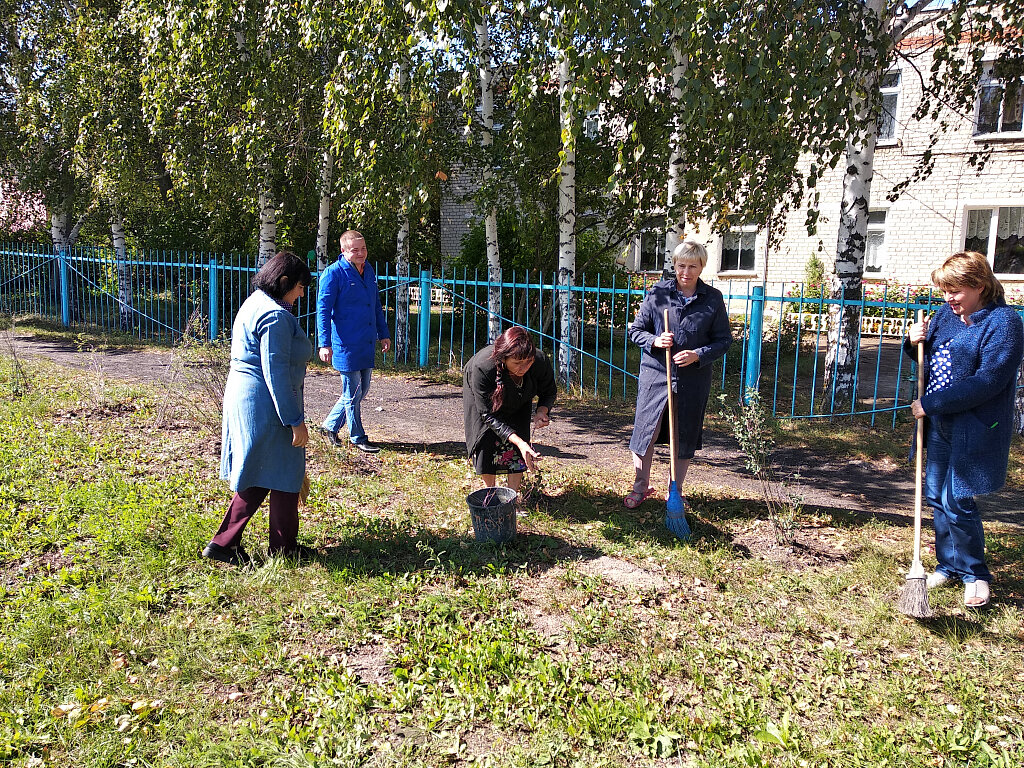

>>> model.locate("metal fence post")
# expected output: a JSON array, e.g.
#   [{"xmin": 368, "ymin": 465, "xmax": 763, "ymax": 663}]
[
  {"xmin": 208, "ymin": 256, "xmax": 219, "ymax": 341},
  {"xmin": 58, "ymin": 248, "xmax": 71, "ymax": 327},
  {"xmin": 743, "ymin": 284, "xmax": 764, "ymax": 403},
  {"xmin": 418, "ymin": 268, "xmax": 431, "ymax": 367}
]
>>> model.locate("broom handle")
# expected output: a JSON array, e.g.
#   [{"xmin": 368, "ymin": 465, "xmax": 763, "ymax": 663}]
[
  {"xmin": 664, "ymin": 308, "xmax": 677, "ymax": 483},
  {"xmin": 913, "ymin": 310, "xmax": 925, "ymax": 565}
]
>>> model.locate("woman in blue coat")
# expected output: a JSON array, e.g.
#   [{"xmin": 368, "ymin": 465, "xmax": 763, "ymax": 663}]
[
  {"xmin": 202, "ymin": 251, "xmax": 314, "ymax": 565},
  {"xmin": 906, "ymin": 251, "xmax": 1024, "ymax": 608},
  {"xmin": 625, "ymin": 240, "xmax": 733, "ymax": 508}
]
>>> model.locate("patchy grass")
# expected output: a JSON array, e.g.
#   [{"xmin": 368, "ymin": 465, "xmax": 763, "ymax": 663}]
[{"xmin": 2, "ymin": 353, "xmax": 1024, "ymax": 767}]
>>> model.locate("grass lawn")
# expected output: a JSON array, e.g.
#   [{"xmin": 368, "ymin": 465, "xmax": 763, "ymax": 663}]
[{"xmin": 1, "ymin": 352, "xmax": 1023, "ymax": 767}]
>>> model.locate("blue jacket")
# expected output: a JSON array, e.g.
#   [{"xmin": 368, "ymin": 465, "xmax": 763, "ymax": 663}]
[
  {"xmin": 221, "ymin": 290, "xmax": 311, "ymax": 493},
  {"xmin": 905, "ymin": 301, "xmax": 1024, "ymax": 499},
  {"xmin": 316, "ymin": 257, "xmax": 390, "ymax": 372},
  {"xmin": 627, "ymin": 278, "xmax": 733, "ymax": 458}
]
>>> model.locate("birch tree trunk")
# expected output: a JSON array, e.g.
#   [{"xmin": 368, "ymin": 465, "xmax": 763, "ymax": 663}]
[
  {"xmin": 825, "ymin": 0, "xmax": 887, "ymax": 409},
  {"xmin": 110, "ymin": 207, "xmax": 134, "ymax": 331},
  {"xmin": 315, "ymin": 149, "xmax": 334, "ymax": 272},
  {"xmin": 257, "ymin": 175, "xmax": 277, "ymax": 268},
  {"xmin": 663, "ymin": 36, "xmax": 688, "ymax": 272},
  {"xmin": 396, "ymin": 195, "xmax": 411, "ymax": 362},
  {"xmin": 557, "ymin": 53, "xmax": 578, "ymax": 387},
  {"xmin": 476, "ymin": 17, "xmax": 502, "ymax": 343},
  {"xmin": 1015, "ymin": 361, "xmax": 1024, "ymax": 435},
  {"xmin": 394, "ymin": 60, "xmax": 411, "ymax": 362},
  {"xmin": 50, "ymin": 206, "xmax": 89, "ymax": 322}
]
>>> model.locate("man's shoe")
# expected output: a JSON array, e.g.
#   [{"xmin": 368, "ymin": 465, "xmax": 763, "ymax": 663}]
[
  {"xmin": 201, "ymin": 541, "xmax": 251, "ymax": 567},
  {"xmin": 354, "ymin": 440, "xmax": 380, "ymax": 453},
  {"xmin": 320, "ymin": 428, "xmax": 344, "ymax": 448}
]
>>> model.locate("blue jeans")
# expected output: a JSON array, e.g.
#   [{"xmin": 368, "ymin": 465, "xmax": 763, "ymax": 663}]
[
  {"xmin": 323, "ymin": 368, "xmax": 373, "ymax": 444},
  {"xmin": 924, "ymin": 419, "xmax": 992, "ymax": 584}
]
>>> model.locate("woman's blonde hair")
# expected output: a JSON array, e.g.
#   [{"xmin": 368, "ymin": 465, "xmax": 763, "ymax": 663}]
[
  {"xmin": 672, "ymin": 239, "xmax": 708, "ymax": 268},
  {"xmin": 931, "ymin": 251, "xmax": 1004, "ymax": 305}
]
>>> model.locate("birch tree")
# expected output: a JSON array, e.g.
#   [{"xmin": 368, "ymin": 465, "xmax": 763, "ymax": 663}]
[
  {"xmin": 824, "ymin": 1, "xmax": 1016, "ymax": 407},
  {"xmin": 476, "ymin": 14, "xmax": 503, "ymax": 342}
]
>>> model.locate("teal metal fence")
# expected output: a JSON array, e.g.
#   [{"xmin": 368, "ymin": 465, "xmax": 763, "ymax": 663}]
[{"xmin": 5, "ymin": 242, "xmax": 1013, "ymax": 428}]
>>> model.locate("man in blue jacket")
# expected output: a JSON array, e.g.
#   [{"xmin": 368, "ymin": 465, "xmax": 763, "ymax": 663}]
[{"xmin": 316, "ymin": 230, "xmax": 391, "ymax": 452}]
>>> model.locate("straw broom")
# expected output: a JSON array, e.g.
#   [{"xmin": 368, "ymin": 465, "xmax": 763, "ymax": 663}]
[{"xmin": 897, "ymin": 311, "xmax": 932, "ymax": 618}]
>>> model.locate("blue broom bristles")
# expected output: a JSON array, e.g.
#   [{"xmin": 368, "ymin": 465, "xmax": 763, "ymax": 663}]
[{"xmin": 664, "ymin": 480, "xmax": 691, "ymax": 541}]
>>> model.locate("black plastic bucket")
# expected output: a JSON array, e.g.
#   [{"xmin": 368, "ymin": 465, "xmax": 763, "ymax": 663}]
[{"xmin": 466, "ymin": 486, "xmax": 518, "ymax": 544}]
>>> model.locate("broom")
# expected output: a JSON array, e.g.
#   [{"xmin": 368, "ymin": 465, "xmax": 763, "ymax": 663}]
[
  {"xmin": 897, "ymin": 310, "xmax": 932, "ymax": 618},
  {"xmin": 663, "ymin": 309, "xmax": 691, "ymax": 541}
]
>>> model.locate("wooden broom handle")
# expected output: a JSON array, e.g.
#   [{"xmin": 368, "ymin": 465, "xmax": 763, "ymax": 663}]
[
  {"xmin": 664, "ymin": 308, "xmax": 677, "ymax": 483},
  {"xmin": 913, "ymin": 310, "xmax": 925, "ymax": 563}
]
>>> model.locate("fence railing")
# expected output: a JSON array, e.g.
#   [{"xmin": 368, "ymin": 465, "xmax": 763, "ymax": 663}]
[{"xmin": 5, "ymin": 242, "xmax": 1016, "ymax": 429}]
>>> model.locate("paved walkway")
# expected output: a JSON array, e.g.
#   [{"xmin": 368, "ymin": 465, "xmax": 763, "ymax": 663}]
[{"xmin": 7, "ymin": 332, "xmax": 1023, "ymax": 526}]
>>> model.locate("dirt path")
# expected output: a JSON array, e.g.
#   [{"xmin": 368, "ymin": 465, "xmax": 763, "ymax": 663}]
[{"xmin": 8, "ymin": 332, "xmax": 1023, "ymax": 526}]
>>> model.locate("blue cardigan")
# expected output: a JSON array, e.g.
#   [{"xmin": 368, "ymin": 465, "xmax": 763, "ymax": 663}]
[
  {"xmin": 905, "ymin": 301, "xmax": 1024, "ymax": 499},
  {"xmin": 315, "ymin": 257, "xmax": 390, "ymax": 372}
]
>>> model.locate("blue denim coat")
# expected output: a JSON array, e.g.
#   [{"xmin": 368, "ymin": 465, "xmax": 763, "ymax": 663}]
[
  {"xmin": 905, "ymin": 301, "xmax": 1024, "ymax": 499},
  {"xmin": 316, "ymin": 257, "xmax": 390, "ymax": 372},
  {"xmin": 220, "ymin": 290, "xmax": 311, "ymax": 493}
]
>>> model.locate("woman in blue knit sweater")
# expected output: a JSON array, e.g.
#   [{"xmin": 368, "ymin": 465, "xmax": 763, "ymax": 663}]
[{"xmin": 906, "ymin": 251, "xmax": 1023, "ymax": 608}]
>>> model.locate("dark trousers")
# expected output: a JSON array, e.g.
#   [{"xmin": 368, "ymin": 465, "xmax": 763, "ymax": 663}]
[{"xmin": 212, "ymin": 486, "xmax": 299, "ymax": 554}]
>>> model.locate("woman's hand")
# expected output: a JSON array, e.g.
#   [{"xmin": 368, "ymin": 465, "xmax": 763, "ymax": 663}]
[
  {"xmin": 291, "ymin": 423, "xmax": 309, "ymax": 447},
  {"xmin": 672, "ymin": 349, "xmax": 699, "ymax": 367},
  {"xmin": 533, "ymin": 406, "xmax": 551, "ymax": 430},
  {"xmin": 511, "ymin": 435, "xmax": 541, "ymax": 471},
  {"xmin": 911, "ymin": 399, "xmax": 927, "ymax": 420},
  {"xmin": 908, "ymin": 319, "xmax": 928, "ymax": 345},
  {"xmin": 653, "ymin": 330, "xmax": 675, "ymax": 349}
]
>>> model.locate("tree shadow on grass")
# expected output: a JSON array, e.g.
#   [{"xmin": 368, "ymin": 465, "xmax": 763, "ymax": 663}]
[{"xmin": 319, "ymin": 521, "xmax": 604, "ymax": 581}]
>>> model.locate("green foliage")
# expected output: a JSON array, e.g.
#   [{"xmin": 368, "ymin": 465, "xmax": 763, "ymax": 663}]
[
  {"xmin": 719, "ymin": 389, "xmax": 802, "ymax": 545},
  {"xmin": 1, "ymin": 355, "xmax": 1024, "ymax": 766}
]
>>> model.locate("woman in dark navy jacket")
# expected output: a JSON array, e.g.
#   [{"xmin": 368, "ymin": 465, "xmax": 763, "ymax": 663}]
[
  {"xmin": 625, "ymin": 240, "xmax": 732, "ymax": 508},
  {"xmin": 906, "ymin": 251, "xmax": 1024, "ymax": 608}
]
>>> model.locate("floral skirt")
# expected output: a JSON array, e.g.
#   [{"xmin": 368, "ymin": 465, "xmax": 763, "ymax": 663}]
[{"xmin": 471, "ymin": 432, "xmax": 528, "ymax": 475}]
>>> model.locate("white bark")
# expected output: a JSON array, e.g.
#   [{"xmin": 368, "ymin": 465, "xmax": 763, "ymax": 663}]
[
  {"xmin": 396, "ymin": 195, "xmax": 411, "ymax": 360},
  {"xmin": 394, "ymin": 60, "xmax": 411, "ymax": 361},
  {"xmin": 257, "ymin": 174, "xmax": 277, "ymax": 268},
  {"xmin": 663, "ymin": 37, "xmax": 688, "ymax": 271},
  {"xmin": 557, "ymin": 53, "xmax": 578, "ymax": 386},
  {"xmin": 315, "ymin": 149, "xmax": 334, "ymax": 272},
  {"xmin": 50, "ymin": 205, "xmax": 90, "ymax": 322},
  {"xmin": 110, "ymin": 207, "xmax": 134, "ymax": 331},
  {"xmin": 1015, "ymin": 361, "xmax": 1024, "ymax": 435},
  {"xmin": 825, "ymin": 0, "xmax": 887, "ymax": 408},
  {"xmin": 477, "ymin": 17, "xmax": 502, "ymax": 343}
]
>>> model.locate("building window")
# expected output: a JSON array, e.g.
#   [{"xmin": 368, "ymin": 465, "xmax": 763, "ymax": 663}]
[
  {"xmin": 865, "ymin": 210, "xmax": 887, "ymax": 274},
  {"xmin": 964, "ymin": 206, "xmax": 1024, "ymax": 274},
  {"xmin": 637, "ymin": 228, "xmax": 664, "ymax": 272},
  {"xmin": 721, "ymin": 224, "xmax": 756, "ymax": 272},
  {"xmin": 878, "ymin": 71, "xmax": 900, "ymax": 140},
  {"xmin": 975, "ymin": 75, "xmax": 1023, "ymax": 135}
]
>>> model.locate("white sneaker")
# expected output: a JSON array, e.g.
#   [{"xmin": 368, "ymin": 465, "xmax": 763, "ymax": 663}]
[{"xmin": 926, "ymin": 571, "xmax": 951, "ymax": 589}]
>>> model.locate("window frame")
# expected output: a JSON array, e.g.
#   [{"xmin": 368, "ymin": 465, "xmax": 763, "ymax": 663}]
[
  {"xmin": 864, "ymin": 209, "xmax": 888, "ymax": 275},
  {"xmin": 877, "ymin": 70, "xmax": 901, "ymax": 144},
  {"xmin": 961, "ymin": 203, "xmax": 1024, "ymax": 278},
  {"xmin": 719, "ymin": 223, "xmax": 759, "ymax": 275},
  {"xmin": 973, "ymin": 68, "xmax": 1024, "ymax": 139}
]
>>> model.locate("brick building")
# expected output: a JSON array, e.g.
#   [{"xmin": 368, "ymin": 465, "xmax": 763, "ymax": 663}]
[{"xmin": 624, "ymin": 42, "xmax": 1024, "ymax": 290}]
